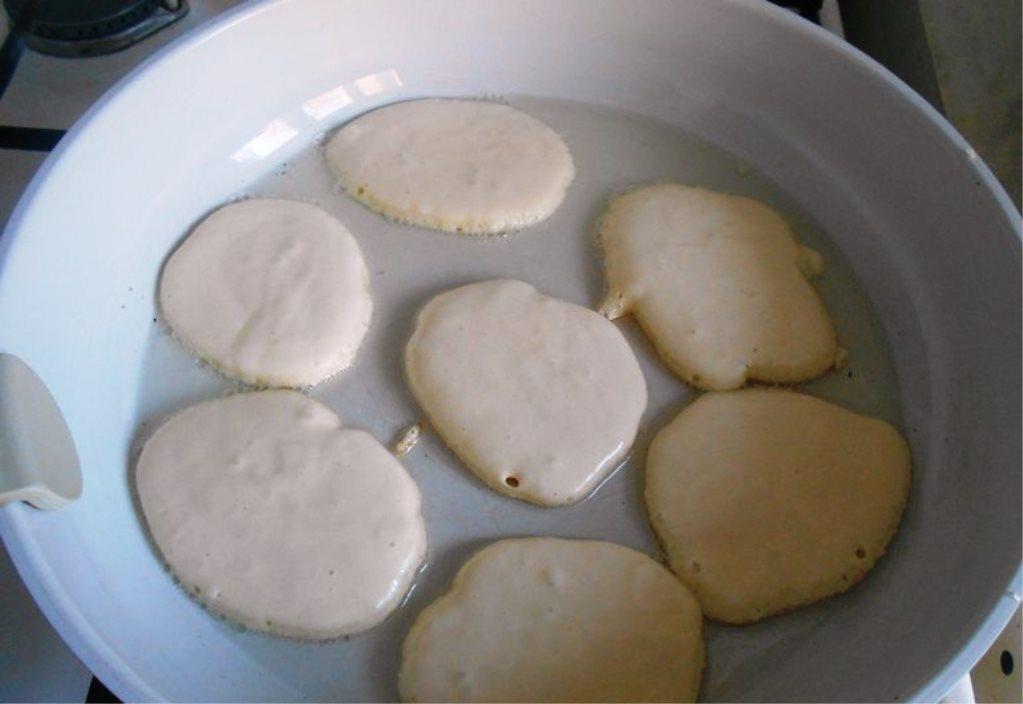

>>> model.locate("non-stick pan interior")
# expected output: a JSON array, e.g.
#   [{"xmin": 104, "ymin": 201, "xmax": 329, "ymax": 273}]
[{"xmin": 0, "ymin": 1, "xmax": 1018, "ymax": 701}]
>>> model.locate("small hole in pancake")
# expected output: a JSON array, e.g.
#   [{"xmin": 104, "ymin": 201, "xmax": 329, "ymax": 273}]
[
  {"xmin": 1001, "ymin": 650, "xmax": 1014, "ymax": 675},
  {"xmin": 690, "ymin": 374, "xmax": 702, "ymax": 384},
  {"xmin": 855, "ymin": 548, "xmax": 866, "ymax": 559},
  {"xmin": 356, "ymin": 186, "xmax": 366, "ymax": 195},
  {"xmin": 690, "ymin": 561, "xmax": 701, "ymax": 573},
  {"xmin": 505, "ymin": 476, "xmax": 520, "ymax": 488}
]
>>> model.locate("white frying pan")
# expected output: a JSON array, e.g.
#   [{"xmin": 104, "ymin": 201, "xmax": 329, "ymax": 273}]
[{"xmin": 0, "ymin": 1, "xmax": 1019, "ymax": 700}]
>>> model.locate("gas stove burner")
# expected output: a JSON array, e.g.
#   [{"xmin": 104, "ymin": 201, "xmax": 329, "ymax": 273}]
[{"xmin": 3, "ymin": 0, "xmax": 189, "ymax": 58}]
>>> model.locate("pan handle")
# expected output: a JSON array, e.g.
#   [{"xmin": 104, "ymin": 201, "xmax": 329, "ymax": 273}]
[{"xmin": 0, "ymin": 353, "xmax": 81, "ymax": 509}]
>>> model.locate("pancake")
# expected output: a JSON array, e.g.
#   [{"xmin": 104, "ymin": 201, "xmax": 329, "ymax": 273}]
[
  {"xmin": 600, "ymin": 184, "xmax": 837, "ymax": 390},
  {"xmin": 159, "ymin": 198, "xmax": 371, "ymax": 387},
  {"xmin": 136, "ymin": 391, "xmax": 426, "ymax": 639},
  {"xmin": 399, "ymin": 538, "xmax": 704, "ymax": 702},
  {"xmin": 326, "ymin": 99, "xmax": 574, "ymax": 234},
  {"xmin": 646, "ymin": 388, "xmax": 910, "ymax": 623},
  {"xmin": 405, "ymin": 279, "xmax": 646, "ymax": 506}
]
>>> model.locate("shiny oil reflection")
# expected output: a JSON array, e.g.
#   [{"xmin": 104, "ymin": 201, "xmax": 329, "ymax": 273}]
[
  {"xmin": 232, "ymin": 68, "xmax": 406, "ymax": 163},
  {"xmin": 230, "ymin": 118, "xmax": 299, "ymax": 163},
  {"xmin": 301, "ymin": 84, "xmax": 353, "ymax": 121}
]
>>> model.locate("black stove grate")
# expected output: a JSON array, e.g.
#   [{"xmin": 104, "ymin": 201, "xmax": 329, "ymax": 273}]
[
  {"xmin": 0, "ymin": 0, "xmax": 189, "ymax": 152},
  {"xmin": 768, "ymin": 0, "xmax": 824, "ymax": 24},
  {"xmin": 3, "ymin": 0, "xmax": 189, "ymax": 58}
]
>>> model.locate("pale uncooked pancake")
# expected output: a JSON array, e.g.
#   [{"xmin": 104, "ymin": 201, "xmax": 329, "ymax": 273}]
[
  {"xmin": 325, "ymin": 99, "xmax": 575, "ymax": 234},
  {"xmin": 159, "ymin": 198, "xmax": 371, "ymax": 387},
  {"xmin": 136, "ymin": 391, "xmax": 426, "ymax": 639},
  {"xmin": 646, "ymin": 389, "xmax": 910, "ymax": 624},
  {"xmin": 405, "ymin": 279, "xmax": 646, "ymax": 506},
  {"xmin": 600, "ymin": 184, "xmax": 837, "ymax": 390},
  {"xmin": 399, "ymin": 538, "xmax": 704, "ymax": 703}
]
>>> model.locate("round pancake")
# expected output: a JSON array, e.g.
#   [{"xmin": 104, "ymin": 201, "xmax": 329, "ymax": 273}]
[
  {"xmin": 646, "ymin": 388, "xmax": 910, "ymax": 624},
  {"xmin": 136, "ymin": 391, "xmax": 426, "ymax": 639},
  {"xmin": 399, "ymin": 538, "xmax": 704, "ymax": 702},
  {"xmin": 405, "ymin": 279, "xmax": 646, "ymax": 506},
  {"xmin": 326, "ymin": 99, "xmax": 574, "ymax": 234},
  {"xmin": 160, "ymin": 198, "xmax": 371, "ymax": 387}
]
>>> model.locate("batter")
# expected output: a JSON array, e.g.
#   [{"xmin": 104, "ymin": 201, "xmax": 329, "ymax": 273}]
[
  {"xmin": 599, "ymin": 184, "xmax": 837, "ymax": 390},
  {"xmin": 399, "ymin": 538, "xmax": 704, "ymax": 702},
  {"xmin": 645, "ymin": 388, "xmax": 910, "ymax": 624},
  {"xmin": 159, "ymin": 198, "xmax": 372, "ymax": 387},
  {"xmin": 135, "ymin": 391, "xmax": 427, "ymax": 639},
  {"xmin": 405, "ymin": 279, "xmax": 647, "ymax": 506},
  {"xmin": 326, "ymin": 99, "xmax": 575, "ymax": 234}
]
